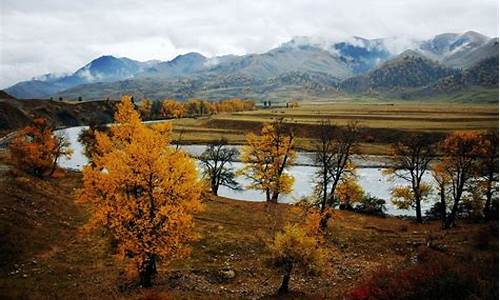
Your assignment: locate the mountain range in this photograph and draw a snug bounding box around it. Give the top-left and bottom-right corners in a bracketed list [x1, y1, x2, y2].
[5, 31, 499, 102]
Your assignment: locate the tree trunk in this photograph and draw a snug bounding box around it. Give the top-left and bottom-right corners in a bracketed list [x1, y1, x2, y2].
[266, 189, 271, 202]
[415, 198, 422, 224]
[271, 191, 279, 203]
[320, 168, 328, 212]
[483, 173, 493, 220]
[139, 255, 156, 288]
[328, 178, 340, 208]
[49, 159, 58, 177]
[413, 180, 423, 224]
[439, 186, 447, 229]
[277, 261, 293, 295]
[444, 198, 459, 229]
[319, 211, 332, 232]
[445, 182, 465, 229]
[211, 183, 219, 196]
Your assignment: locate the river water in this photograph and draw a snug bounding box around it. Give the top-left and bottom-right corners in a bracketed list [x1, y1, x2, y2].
[56, 126, 435, 216]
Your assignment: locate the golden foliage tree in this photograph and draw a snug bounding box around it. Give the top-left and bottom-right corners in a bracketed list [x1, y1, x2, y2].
[9, 118, 72, 177]
[391, 184, 432, 210]
[138, 99, 152, 119]
[440, 131, 483, 228]
[478, 129, 499, 219]
[78, 96, 203, 287]
[240, 119, 296, 202]
[77, 122, 110, 165]
[385, 133, 435, 223]
[213, 98, 256, 113]
[161, 99, 186, 119]
[269, 210, 327, 294]
[336, 176, 365, 209]
[185, 99, 214, 117]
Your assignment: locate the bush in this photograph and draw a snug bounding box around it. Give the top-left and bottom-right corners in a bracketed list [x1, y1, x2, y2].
[354, 194, 386, 216]
[425, 201, 445, 220]
[346, 248, 498, 300]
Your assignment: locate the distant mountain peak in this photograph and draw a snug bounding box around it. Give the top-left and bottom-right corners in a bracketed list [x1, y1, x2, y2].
[170, 52, 206, 63]
[397, 49, 428, 59]
[5, 30, 497, 100]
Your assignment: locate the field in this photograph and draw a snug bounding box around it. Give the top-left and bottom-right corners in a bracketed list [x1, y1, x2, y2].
[171, 101, 499, 154]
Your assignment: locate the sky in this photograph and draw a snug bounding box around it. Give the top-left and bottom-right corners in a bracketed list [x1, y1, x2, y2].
[0, 0, 498, 88]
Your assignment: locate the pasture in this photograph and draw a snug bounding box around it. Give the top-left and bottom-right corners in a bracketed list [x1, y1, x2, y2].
[171, 101, 499, 154]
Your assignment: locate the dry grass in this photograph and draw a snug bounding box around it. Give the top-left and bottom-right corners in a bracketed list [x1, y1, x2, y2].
[1, 148, 497, 299]
[168, 102, 498, 155]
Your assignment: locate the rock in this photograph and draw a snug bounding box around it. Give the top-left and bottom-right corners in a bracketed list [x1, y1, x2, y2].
[218, 268, 236, 282]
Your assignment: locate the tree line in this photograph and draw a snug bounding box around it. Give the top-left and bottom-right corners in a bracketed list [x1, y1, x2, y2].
[137, 98, 255, 120]
[200, 117, 497, 230]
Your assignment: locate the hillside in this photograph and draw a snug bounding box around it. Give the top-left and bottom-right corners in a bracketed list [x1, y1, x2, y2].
[340, 51, 456, 95]
[0, 149, 497, 299]
[0, 92, 116, 135]
[401, 54, 500, 102]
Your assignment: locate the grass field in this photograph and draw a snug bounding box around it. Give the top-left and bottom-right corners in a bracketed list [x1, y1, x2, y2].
[170, 101, 499, 155]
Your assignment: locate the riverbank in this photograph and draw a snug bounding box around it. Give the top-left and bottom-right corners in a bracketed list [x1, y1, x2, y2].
[0, 148, 497, 299]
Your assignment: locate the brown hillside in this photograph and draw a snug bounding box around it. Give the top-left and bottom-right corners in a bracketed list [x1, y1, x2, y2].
[0, 99, 117, 136]
[0, 149, 497, 299]
[0, 90, 16, 100]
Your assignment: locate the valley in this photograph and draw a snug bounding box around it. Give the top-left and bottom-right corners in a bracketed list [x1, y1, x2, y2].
[1, 3, 498, 298]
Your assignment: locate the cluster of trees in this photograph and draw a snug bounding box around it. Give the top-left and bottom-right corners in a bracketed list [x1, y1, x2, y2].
[9, 118, 72, 178]
[73, 97, 325, 292]
[386, 130, 498, 228]
[136, 98, 255, 120]
[201, 117, 497, 229]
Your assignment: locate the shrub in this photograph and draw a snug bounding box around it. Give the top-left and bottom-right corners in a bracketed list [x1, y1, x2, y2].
[425, 202, 445, 220]
[354, 194, 386, 216]
[346, 248, 498, 300]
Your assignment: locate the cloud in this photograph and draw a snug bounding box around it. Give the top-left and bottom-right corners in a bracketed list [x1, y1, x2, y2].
[0, 0, 498, 88]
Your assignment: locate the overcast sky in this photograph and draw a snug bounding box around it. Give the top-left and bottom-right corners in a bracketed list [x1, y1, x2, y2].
[0, 0, 498, 88]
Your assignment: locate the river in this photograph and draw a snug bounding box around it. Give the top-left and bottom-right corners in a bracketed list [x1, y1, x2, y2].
[56, 126, 436, 216]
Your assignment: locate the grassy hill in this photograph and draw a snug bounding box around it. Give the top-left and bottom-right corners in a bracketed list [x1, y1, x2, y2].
[0, 149, 498, 299]
[340, 51, 457, 95]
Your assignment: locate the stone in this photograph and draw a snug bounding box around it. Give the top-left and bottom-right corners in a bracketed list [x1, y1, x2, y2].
[218, 268, 236, 282]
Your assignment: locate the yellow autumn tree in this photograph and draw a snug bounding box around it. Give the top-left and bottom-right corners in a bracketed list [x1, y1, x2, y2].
[138, 99, 152, 119]
[269, 209, 328, 294]
[78, 96, 203, 287]
[9, 117, 72, 177]
[161, 99, 186, 118]
[240, 119, 296, 202]
[335, 176, 364, 209]
[439, 131, 483, 228]
[391, 184, 432, 210]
